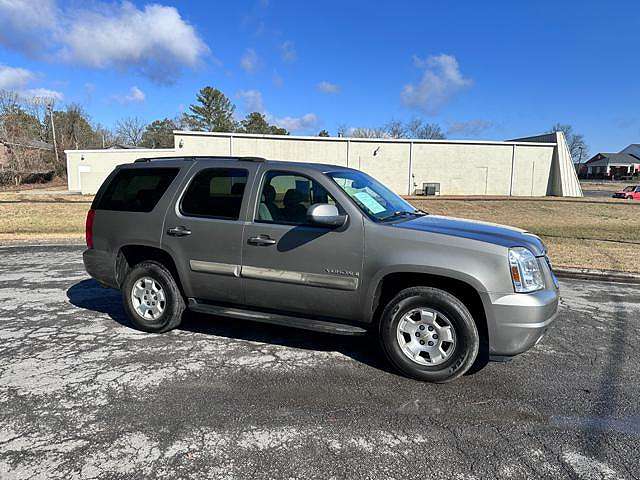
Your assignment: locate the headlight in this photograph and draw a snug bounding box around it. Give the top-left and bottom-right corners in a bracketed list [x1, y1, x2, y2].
[508, 247, 544, 293]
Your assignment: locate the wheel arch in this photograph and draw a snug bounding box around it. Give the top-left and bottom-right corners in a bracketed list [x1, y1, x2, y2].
[116, 244, 185, 296]
[368, 270, 489, 345]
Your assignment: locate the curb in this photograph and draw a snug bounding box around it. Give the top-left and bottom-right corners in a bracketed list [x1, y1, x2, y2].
[555, 267, 640, 285]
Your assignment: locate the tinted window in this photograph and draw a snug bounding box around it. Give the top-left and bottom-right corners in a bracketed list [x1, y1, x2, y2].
[256, 171, 337, 225]
[96, 168, 179, 212]
[181, 168, 248, 220]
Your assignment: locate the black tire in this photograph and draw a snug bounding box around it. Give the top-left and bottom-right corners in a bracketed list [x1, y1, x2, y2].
[379, 287, 479, 383]
[122, 260, 185, 333]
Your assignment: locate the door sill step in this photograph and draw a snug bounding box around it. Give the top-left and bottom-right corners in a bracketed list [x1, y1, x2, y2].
[187, 299, 368, 336]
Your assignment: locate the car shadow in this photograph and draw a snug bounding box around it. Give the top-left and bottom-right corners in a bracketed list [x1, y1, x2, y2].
[66, 279, 394, 375]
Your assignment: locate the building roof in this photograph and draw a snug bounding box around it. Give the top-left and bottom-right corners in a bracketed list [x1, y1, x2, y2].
[586, 152, 640, 165]
[0, 138, 53, 150]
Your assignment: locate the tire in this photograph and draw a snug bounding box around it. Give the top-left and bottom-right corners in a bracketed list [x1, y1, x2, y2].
[379, 287, 479, 383]
[627, 196, 633, 200]
[122, 260, 185, 333]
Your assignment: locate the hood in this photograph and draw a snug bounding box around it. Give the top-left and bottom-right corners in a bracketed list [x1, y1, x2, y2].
[393, 214, 546, 256]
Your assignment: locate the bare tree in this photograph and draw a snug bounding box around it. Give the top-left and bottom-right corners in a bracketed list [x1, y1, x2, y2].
[384, 119, 408, 139]
[115, 117, 147, 146]
[407, 118, 446, 139]
[549, 123, 588, 163]
[350, 127, 387, 139]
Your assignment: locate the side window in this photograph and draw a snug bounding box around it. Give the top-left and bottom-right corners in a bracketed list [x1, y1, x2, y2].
[181, 168, 248, 220]
[256, 171, 337, 225]
[96, 168, 179, 212]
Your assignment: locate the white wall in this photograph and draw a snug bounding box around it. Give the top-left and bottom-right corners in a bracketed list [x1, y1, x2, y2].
[65, 131, 580, 197]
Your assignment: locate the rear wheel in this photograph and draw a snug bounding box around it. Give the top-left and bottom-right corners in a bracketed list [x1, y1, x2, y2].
[379, 287, 479, 383]
[122, 261, 185, 333]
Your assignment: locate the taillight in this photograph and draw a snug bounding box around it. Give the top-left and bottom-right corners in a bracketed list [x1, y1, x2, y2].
[85, 209, 95, 249]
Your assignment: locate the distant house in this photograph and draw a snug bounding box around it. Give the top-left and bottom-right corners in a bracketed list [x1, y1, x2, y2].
[582, 151, 640, 179]
[620, 144, 640, 158]
[0, 139, 54, 169]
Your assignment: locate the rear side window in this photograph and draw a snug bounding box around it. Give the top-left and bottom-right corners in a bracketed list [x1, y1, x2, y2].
[180, 168, 248, 220]
[96, 168, 179, 212]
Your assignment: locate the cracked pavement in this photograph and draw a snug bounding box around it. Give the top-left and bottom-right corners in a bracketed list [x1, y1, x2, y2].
[0, 245, 639, 479]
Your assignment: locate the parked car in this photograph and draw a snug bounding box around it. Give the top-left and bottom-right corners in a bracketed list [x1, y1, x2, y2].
[612, 185, 640, 199]
[84, 156, 559, 383]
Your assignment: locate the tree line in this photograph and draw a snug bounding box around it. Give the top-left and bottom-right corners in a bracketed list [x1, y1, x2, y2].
[0, 84, 589, 180]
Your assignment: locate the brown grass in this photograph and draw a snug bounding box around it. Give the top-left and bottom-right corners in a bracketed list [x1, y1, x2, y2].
[409, 198, 640, 272]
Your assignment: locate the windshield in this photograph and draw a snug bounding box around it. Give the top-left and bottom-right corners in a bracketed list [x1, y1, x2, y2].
[327, 170, 422, 221]
[624, 186, 635, 192]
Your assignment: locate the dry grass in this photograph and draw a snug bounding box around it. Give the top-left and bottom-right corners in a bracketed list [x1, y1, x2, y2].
[580, 181, 634, 192]
[0, 196, 89, 241]
[1, 190, 639, 272]
[409, 198, 640, 272]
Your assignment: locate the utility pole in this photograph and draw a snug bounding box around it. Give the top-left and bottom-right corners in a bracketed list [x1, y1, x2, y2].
[47, 102, 59, 166]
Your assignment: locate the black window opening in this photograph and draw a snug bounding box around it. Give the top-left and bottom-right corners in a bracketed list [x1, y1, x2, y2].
[96, 168, 179, 212]
[256, 171, 338, 225]
[181, 168, 249, 220]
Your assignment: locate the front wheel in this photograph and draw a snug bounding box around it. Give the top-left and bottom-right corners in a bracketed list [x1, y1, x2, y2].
[379, 287, 479, 383]
[122, 261, 185, 333]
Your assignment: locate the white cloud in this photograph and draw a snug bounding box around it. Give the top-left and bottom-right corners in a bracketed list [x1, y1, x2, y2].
[240, 48, 259, 73]
[317, 81, 340, 94]
[0, 0, 58, 54]
[274, 113, 319, 132]
[280, 41, 297, 63]
[0, 64, 35, 89]
[113, 86, 146, 104]
[401, 54, 472, 115]
[237, 89, 265, 113]
[126, 86, 146, 103]
[60, 3, 208, 83]
[0, 64, 63, 102]
[447, 119, 493, 137]
[0, 1, 209, 84]
[21, 87, 64, 101]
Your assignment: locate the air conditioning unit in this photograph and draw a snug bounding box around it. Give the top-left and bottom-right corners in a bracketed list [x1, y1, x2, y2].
[421, 182, 440, 196]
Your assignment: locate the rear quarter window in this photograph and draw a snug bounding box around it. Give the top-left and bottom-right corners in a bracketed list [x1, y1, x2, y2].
[95, 168, 179, 212]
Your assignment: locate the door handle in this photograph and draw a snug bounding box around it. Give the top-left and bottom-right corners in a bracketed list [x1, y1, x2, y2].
[248, 235, 276, 246]
[167, 226, 192, 237]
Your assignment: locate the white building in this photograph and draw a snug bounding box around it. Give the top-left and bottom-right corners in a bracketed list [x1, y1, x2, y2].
[65, 130, 582, 197]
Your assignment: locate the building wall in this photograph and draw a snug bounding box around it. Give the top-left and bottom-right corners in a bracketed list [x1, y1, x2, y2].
[65, 131, 580, 197]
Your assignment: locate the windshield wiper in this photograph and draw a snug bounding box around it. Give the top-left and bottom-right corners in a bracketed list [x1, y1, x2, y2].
[379, 209, 427, 222]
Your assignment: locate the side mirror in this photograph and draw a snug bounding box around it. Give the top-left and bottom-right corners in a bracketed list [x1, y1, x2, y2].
[307, 203, 347, 227]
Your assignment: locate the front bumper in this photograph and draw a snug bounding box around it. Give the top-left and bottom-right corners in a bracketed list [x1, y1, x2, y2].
[481, 287, 559, 356]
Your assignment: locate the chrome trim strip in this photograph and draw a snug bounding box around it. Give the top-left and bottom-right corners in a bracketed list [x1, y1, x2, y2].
[190, 260, 240, 277]
[241, 265, 358, 291]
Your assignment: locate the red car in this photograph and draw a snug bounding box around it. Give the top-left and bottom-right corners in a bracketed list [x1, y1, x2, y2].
[612, 185, 640, 199]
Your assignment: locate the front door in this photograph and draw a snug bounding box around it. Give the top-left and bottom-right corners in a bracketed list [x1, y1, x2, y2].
[241, 168, 364, 321]
[162, 161, 259, 304]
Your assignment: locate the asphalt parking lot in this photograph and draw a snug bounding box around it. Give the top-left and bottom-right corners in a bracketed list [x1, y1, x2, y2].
[1, 245, 639, 479]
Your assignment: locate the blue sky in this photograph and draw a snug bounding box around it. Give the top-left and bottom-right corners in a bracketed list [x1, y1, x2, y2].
[0, 0, 639, 155]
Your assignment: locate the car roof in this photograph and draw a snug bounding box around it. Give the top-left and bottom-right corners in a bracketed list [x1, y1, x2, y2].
[130, 156, 356, 174]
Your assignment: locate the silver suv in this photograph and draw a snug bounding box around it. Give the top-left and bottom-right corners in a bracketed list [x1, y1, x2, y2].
[83, 156, 559, 383]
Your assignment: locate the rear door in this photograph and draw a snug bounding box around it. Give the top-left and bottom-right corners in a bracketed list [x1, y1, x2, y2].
[162, 160, 259, 304]
[241, 166, 364, 321]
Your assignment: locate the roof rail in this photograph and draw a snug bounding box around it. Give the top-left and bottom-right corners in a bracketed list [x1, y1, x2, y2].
[133, 155, 267, 163]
